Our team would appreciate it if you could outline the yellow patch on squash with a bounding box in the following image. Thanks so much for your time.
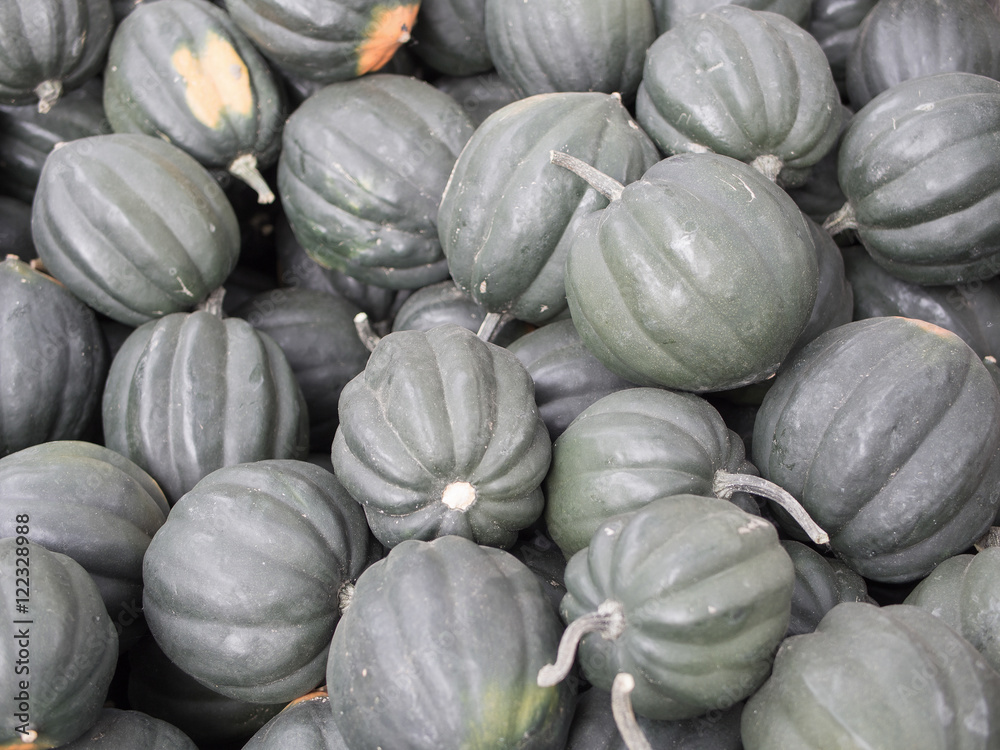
[356,4,420,76]
[171,31,253,129]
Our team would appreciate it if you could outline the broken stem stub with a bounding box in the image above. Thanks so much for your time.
[550,151,625,202]
[476,311,515,343]
[713,470,830,546]
[537,599,626,687]
[229,153,275,205]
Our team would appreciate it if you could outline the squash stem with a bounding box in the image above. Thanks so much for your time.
[975,527,1000,551]
[196,286,226,317]
[35,80,62,114]
[354,312,381,352]
[229,154,275,204]
[822,202,858,236]
[611,673,652,750]
[713,470,830,546]
[477,311,514,343]
[550,151,624,202]
[750,154,783,183]
[537,599,626,687]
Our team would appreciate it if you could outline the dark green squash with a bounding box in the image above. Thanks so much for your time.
[126,636,285,749]
[390,279,485,333]
[0,0,114,112]
[103,0,286,203]
[278,74,474,289]
[542,494,794,721]
[331,324,551,548]
[562,151,818,392]
[0,197,33,258]
[741,603,1000,749]
[807,0,877,96]
[753,316,1000,583]
[101,306,309,503]
[439,92,660,324]
[224,0,421,83]
[326,534,576,749]
[57,709,198,749]
[0,440,169,651]
[233,287,371,453]
[0,256,108,456]
[484,0,655,100]
[411,0,491,76]
[433,71,522,127]
[242,691,349,750]
[0,538,118,748]
[844,245,1000,359]
[905,547,1000,674]
[649,0,811,35]
[506,318,635,440]
[142,459,375,703]
[828,72,1000,285]
[31,133,241,326]
[0,80,110,203]
[783,104,851,225]
[637,6,842,185]
[782,540,870,638]
[845,0,1000,110]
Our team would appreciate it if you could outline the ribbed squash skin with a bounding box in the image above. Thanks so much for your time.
[843,245,1000,359]
[279,75,474,289]
[142,460,374,703]
[326,535,575,749]
[753,317,1000,583]
[782,540,868,638]
[103,0,285,173]
[836,72,1000,285]
[332,324,550,548]
[243,693,348,750]
[484,0,655,100]
[808,0,876,92]
[0,539,118,749]
[224,0,420,83]
[0,82,109,203]
[31,133,241,326]
[741,603,1000,749]
[846,0,1000,110]
[0,441,169,650]
[636,6,842,179]
[905,548,1000,674]
[649,0,810,34]
[565,152,817,392]
[102,311,309,503]
[544,387,758,559]
[433,71,521,126]
[561,494,794,720]
[58,709,198,750]
[506,319,634,440]
[411,0,491,76]
[0,256,108,456]
[439,92,660,324]
[0,0,113,109]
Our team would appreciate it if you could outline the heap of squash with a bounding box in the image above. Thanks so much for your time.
[3,0,1000,747]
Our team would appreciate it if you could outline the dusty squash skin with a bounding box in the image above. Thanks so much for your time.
[326,535,575,749]
[242,692,349,750]
[56,709,198,750]
[753,316,1000,583]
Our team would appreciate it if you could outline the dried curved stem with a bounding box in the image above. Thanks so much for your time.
[611,673,652,750]
[713,470,829,546]
[35,80,62,113]
[196,286,226,317]
[229,153,275,204]
[822,202,858,236]
[537,599,626,687]
[476,311,514,343]
[549,151,625,202]
[354,312,381,352]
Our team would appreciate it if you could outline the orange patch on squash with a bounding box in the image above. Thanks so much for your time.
[356,4,420,76]
[171,31,253,129]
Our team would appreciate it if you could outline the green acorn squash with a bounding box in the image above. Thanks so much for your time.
[57,709,198,749]
[0,197,33,258]
[649,0,810,35]
[31,133,241,326]
[331,323,551,548]
[224,0,420,83]
[741,603,1000,749]
[101,305,309,503]
[542,494,794,721]
[636,5,842,185]
[827,72,1000,285]
[753,316,1000,583]
[439,92,660,325]
[242,691,348,750]
[0,539,118,748]
[103,0,286,203]
[0,256,108,456]
[0,0,113,112]
[279,74,474,289]
[142,459,375,703]
[411,0,491,76]
[326,535,575,749]
[808,0,877,96]
[433,71,521,126]
[782,540,870,638]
